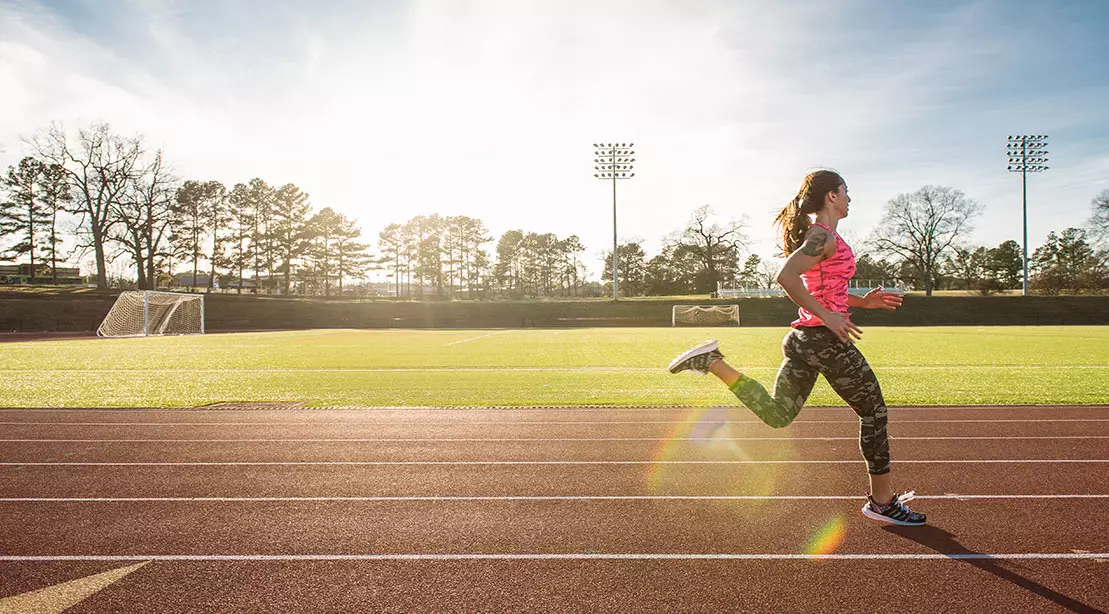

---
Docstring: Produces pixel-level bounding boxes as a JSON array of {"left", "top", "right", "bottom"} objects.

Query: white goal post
[
  {"left": 672, "top": 304, "right": 740, "bottom": 327},
  {"left": 97, "top": 290, "right": 205, "bottom": 338}
]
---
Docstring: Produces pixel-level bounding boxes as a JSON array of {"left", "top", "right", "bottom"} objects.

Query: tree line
[
  {"left": 1, "top": 122, "right": 371, "bottom": 295},
  {"left": 3, "top": 122, "right": 1107, "bottom": 297},
  {"left": 597, "top": 187, "right": 1107, "bottom": 297}
]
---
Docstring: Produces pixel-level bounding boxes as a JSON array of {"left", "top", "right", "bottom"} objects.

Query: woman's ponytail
[{"left": 774, "top": 170, "right": 843, "bottom": 256}]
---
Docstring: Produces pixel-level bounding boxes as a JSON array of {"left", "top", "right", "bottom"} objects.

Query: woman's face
[{"left": 828, "top": 183, "right": 851, "bottom": 218}]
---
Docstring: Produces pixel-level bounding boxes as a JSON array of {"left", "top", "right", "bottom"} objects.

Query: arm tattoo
[{"left": 799, "top": 228, "right": 829, "bottom": 257}]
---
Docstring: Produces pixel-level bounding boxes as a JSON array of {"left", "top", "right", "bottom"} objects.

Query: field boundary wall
[{"left": 1, "top": 292, "right": 1107, "bottom": 332}]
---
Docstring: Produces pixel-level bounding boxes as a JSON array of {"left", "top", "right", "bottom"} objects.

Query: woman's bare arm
[{"left": 776, "top": 225, "right": 862, "bottom": 343}]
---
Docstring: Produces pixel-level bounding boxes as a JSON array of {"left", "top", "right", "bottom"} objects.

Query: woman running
[{"left": 667, "top": 169, "right": 926, "bottom": 526}]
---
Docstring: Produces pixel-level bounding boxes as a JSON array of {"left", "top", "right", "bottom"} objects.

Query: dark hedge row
[{"left": 1, "top": 291, "right": 1106, "bottom": 333}]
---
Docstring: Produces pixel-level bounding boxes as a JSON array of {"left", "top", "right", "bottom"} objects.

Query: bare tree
[
  {"left": 1090, "top": 189, "right": 1109, "bottom": 243},
  {"left": 27, "top": 123, "right": 141, "bottom": 289},
  {"left": 869, "top": 185, "right": 984, "bottom": 296},
  {"left": 110, "top": 150, "right": 178, "bottom": 289},
  {"left": 756, "top": 257, "right": 779, "bottom": 290},
  {"left": 664, "top": 205, "right": 749, "bottom": 294}
]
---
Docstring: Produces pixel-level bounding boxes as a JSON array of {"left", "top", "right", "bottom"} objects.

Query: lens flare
[
  {"left": 644, "top": 407, "right": 795, "bottom": 500},
  {"left": 804, "top": 515, "right": 847, "bottom": 559}
]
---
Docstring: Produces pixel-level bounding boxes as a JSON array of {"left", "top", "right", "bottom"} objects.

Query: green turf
[{"left": 2, "top": 327, "right": 1107, "bottom": 407}]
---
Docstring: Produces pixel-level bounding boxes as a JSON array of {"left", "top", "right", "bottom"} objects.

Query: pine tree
[
  {"left": 36, "top": 162, "right": 73, "bottom": 284},
  {"left": 335, "top": 215, "right": 370, "bottom": 295},
  {"left": 272, "top": 183, "right": 312, "bottom": 294},
  {"left": 0, "top": 157, "right": 50, "bottom": 280}
]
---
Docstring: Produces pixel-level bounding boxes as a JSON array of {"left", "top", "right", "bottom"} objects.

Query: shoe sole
[
  {"left": 860, "top": 503, "right": 926, "bottom": 526},
  {"left": 667, "top": 340, "right": 719, "bottom": 373}
]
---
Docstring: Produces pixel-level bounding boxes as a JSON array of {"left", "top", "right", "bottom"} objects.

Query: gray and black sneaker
[
  {"left": 861, "top": 490, "right": 926, "bottom": 526},
  {"left": 668, "top": 340, "right": 724, "bottom": 374}
]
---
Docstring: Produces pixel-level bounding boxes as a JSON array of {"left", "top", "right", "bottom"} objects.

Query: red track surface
[{"left": 2, "top": 405, "right": 1107, "bottom": 613}]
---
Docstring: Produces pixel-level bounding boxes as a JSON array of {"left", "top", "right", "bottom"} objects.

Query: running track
[{"left": 1, "top": 405, "right": 1107, "bottom": 613}]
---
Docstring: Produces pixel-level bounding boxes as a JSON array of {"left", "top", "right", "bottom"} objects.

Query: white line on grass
[
  {"left": 3, "top": 460, "right": 1107, "bottom": 466},
  {"left": 3, "top": 494, "right": 1107, "bottom": 502},
  {"left": 2, "top": 406, "right": 1107, "bottom": 412},
  {"left": 443, "top": 331, "right": 507, "bottom": 346},
  {"left": 4, "top": 365, "right": 1109, "bottom": 372},
  {"left": 5, "top": 419, "right": 1109, "bottom": 426},
  {"left": 2, "top": 553, "right": 1107, "bottom": 562},
  {"left": 5, "top": 436, "right": 1109, "bottom": 443}
]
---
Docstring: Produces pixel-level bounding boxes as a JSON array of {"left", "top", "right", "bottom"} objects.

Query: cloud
[{"left": 1, "top": 0, "right": 1107, "bottom": 278}]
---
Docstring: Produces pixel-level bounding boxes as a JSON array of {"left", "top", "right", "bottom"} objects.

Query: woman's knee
[{"left": 765, "top": 411, "right": 798, "bottom": 428}]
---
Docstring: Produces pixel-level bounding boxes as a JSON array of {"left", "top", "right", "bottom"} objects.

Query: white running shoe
[
  {"left": 667, "top": 340, "right": 724, "bottom": 374},
  {"left": 861, "top": 490, "right": 927, "bottom": 526}
]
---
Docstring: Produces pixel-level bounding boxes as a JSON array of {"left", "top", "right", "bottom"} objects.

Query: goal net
[
  {"left": 97, "top": 291, "right": 205, "bottom": 337},
  {"left": 672, "top": 304, "right": 740, "bottom": 327}
]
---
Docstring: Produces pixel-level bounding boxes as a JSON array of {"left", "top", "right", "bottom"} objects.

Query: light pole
[
  {"left": 1006, "top": 134, "right": 1049, "bottom": 296},
  {"left": 593, "top": 142, "right": 635, "bottom": 300}
]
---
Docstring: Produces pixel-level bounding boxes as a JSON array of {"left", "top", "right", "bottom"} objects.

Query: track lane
[
  {"left": 2, "top": 559, "right": 1107, "bottom": 614},
  {"left": 2, "top": 405, "right": 1107, "bottom": 613},
  {"left": 3, "top": 418, "right": 1109, "bottom": 440},
  {"left": 1, "top": 499, "right": 1107, "bottom": 557},
  {"left": 2, "top": 460, "right": 1107, "bottom": 498},
  {"left": 1, "top": 404, "right": 1106, "bottom": 423},
  {"left": 2, "top": 437, "right": 1108, "bottom": 463}
]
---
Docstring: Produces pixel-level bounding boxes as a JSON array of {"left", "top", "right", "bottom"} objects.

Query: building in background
[{"left": 0, "top": 263, "right": 82, "bottom": 285}]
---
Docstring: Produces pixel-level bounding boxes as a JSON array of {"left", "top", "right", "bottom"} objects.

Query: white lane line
[
  {"left": 5, "top": 436, "right": 1109, "bottom": 442},
  {"left": 444, "top": 331, "right": 507, "bottom": 346},
  {"left": 2, "top": 405, "right": 1106, "bottom": 412},
  {"left": 3, "top": 494, "right": 1107, "bottom": 502},
  {"left": 3, "top": 460, "right": 1107, "bottom": 466},
  {"left": 2, "top": 553, "right": 1107, "bottom": 562},
  {"left": 4, "top": 365, "right": 1109, "bottom": 373},
  {"left": 5, "top": 419, "right": 1109, "bottom": 426}
]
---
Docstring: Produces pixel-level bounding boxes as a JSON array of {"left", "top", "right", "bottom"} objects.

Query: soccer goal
[
  {"left": 97, "top": 290, "right": 205, "bottom": 337},
  {"left": 672, "top": 304, "right": 740, "bottom": 327}
]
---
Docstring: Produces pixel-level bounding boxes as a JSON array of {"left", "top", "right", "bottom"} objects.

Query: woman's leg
[
  {"left": 708, "top": 329, "right": 821, "bottom": 429},
  {"left": 816, "top": 340, "right": 893, "bottom": 503}
]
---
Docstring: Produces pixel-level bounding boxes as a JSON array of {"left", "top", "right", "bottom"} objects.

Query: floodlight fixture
[
  {"left": 1006, "top": 133, "right": 1050, "bottom": 296},
  {"left": 593, "top": 141, "right": 637, "bottom": 300}
]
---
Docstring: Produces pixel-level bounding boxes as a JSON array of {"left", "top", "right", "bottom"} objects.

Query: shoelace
[
  {"left": 870, "top": 490, "right": 918, "bottom": 515},
  {"left": 891, "top": 490, "right": 921, "bottom": 518}
]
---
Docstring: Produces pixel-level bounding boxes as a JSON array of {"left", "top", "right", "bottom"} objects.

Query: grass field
[{"left": 3, "top": 326, "right": 1108, "bottom": 408}]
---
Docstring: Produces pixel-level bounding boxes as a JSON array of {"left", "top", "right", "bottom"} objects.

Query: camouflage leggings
[{"left": 728, "top": 326, "right": 891, "bottom": 475}]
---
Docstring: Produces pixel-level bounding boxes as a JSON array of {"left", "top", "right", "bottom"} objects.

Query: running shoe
[
  {"left": 667, "top": 340, "right": 724, "bottom": 374},
  {"left": 861, "top": 490, "right": 926, "bottom": 526}
]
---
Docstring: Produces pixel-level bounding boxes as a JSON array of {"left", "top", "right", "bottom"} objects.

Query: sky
[{"left": 1, "top": 0, "right": 1107, "bottom": 280}]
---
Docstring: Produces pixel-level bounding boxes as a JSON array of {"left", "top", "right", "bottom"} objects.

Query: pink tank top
[{"left": 792, "top": 222, "right": 856, "bottom": 328}]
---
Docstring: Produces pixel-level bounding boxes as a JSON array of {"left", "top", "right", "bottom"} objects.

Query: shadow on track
[{"left": 885, "top": 525, "right": 1105, "bottom": 614}]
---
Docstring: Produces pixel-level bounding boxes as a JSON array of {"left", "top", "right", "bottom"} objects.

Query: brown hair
[{"left": 774, "top": 170, "right": 844, "bottom": 256}]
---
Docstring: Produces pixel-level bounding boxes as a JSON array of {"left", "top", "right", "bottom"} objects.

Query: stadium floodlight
[
  {"left": 593, "top": 141, "right": 636, "bottom": 300},
  {"left": 1006, "top": 134, "right": 1049, "bottom": 296}
]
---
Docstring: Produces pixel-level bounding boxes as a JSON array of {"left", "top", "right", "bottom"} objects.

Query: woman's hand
[
  {"left": 822, "top": 312, "right": 862, "bottom": 344},
  {"left": 861, "top": 287, "right": 903, "bottom": 311}
]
